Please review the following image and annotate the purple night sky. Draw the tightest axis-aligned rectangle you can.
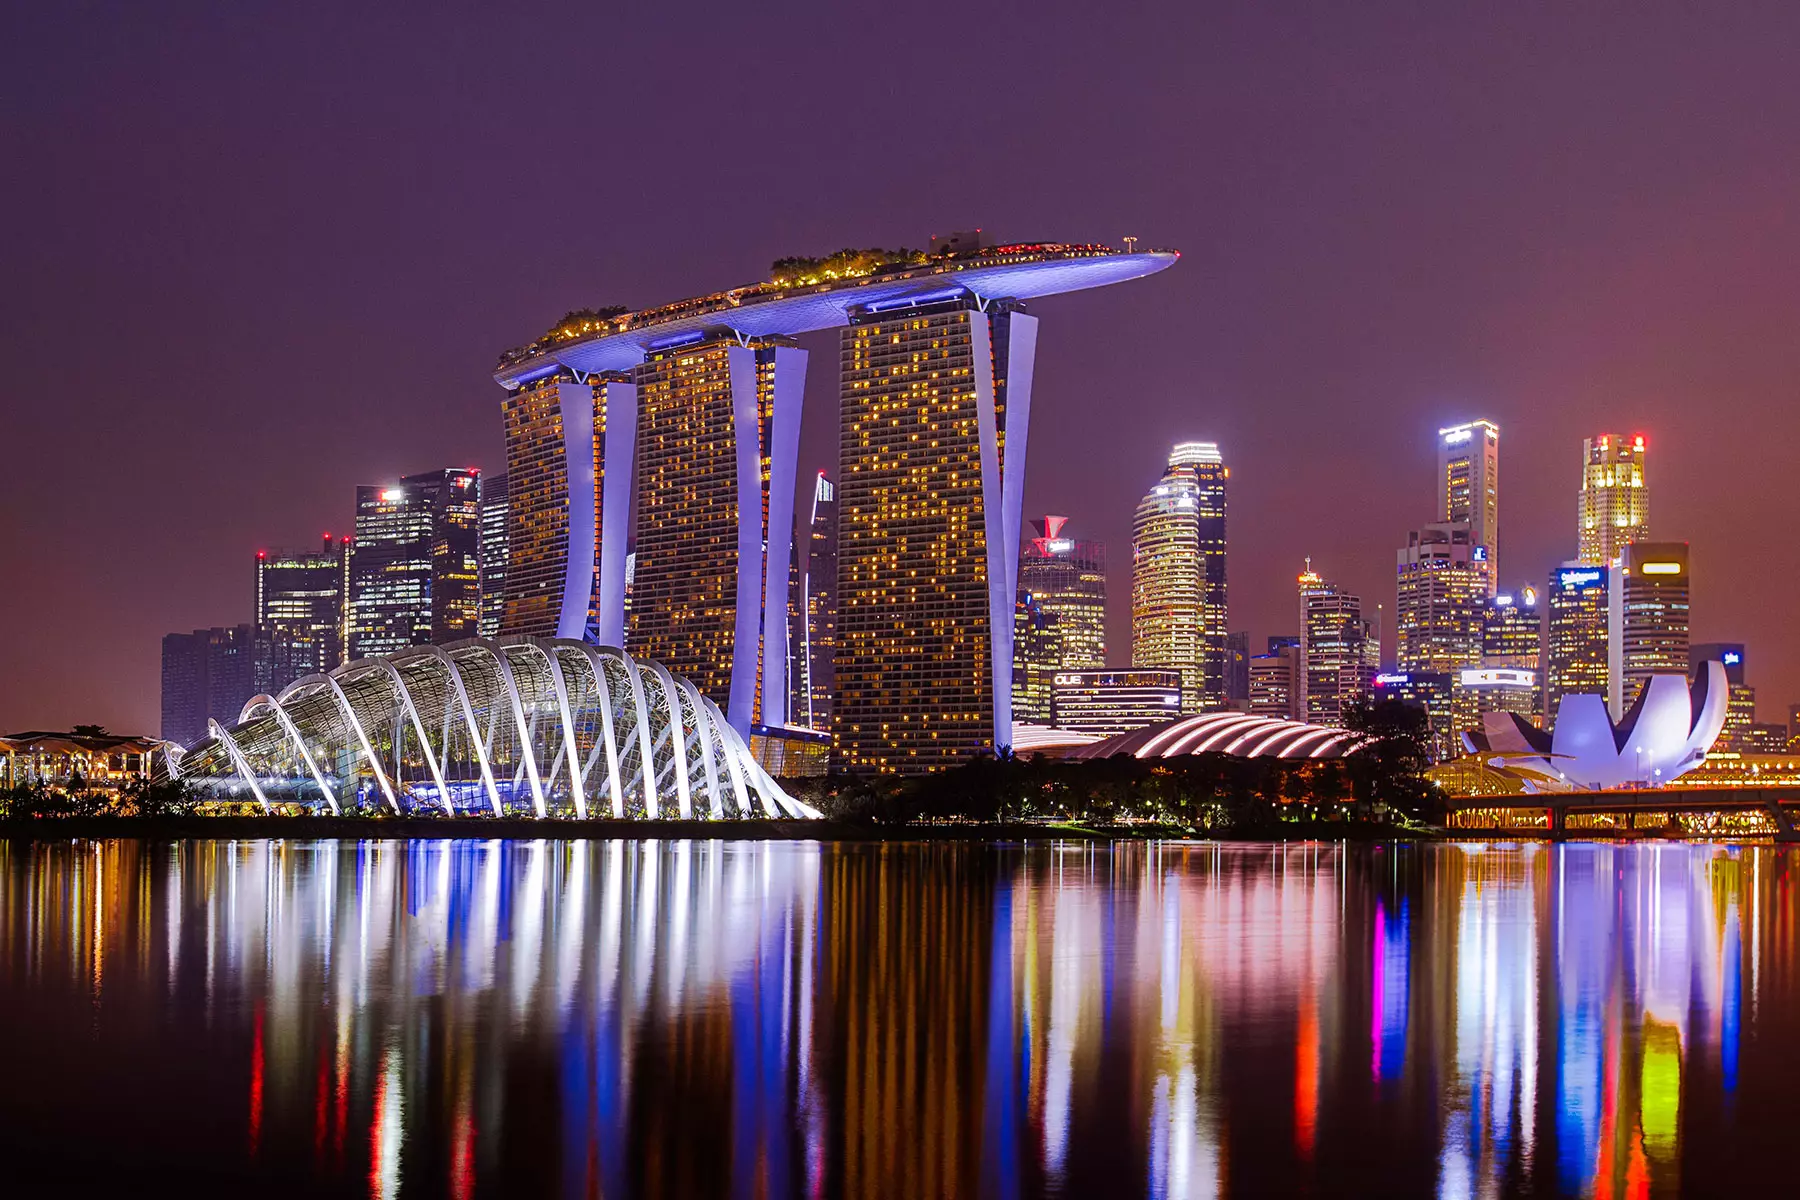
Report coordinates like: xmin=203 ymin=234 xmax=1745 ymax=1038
xmin=5 ymin=2 xmax=1800 ymax=735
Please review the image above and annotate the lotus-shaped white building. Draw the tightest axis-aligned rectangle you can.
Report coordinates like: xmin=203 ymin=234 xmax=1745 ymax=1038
xmin=1463 ymin=663 xmax=1728 ymax=792
xmin=158 ymin=638 xmax=817 ymax=819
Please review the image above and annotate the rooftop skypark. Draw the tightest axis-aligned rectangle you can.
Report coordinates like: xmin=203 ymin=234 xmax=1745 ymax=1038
xmin=493 ymin=239 xmax=1176 ymax=378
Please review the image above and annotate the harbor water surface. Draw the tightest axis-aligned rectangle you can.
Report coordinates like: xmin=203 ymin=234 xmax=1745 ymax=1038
xmin=0 ymin=839 xmax=1789 ymax=1197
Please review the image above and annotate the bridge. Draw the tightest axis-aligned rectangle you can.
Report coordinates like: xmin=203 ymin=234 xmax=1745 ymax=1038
xmin=1446 ymin=785 xmax=1800 ymax=839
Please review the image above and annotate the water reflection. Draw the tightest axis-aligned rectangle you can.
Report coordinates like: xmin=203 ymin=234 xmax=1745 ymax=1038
xmin=0 ymin=839 xmax=1789 ymax=1197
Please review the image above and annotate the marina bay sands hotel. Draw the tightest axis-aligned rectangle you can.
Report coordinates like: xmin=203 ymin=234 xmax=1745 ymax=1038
xmin=491 ymin=236 xmax=1177 ymax=772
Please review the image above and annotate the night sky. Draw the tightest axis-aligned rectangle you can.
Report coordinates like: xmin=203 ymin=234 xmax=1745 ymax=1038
xmin=6 ymin=1 xmax=1800 ymax=735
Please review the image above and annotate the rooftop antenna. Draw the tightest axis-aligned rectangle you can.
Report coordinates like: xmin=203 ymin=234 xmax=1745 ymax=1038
xmin=1122 ymin=235 xmax=1139 ymax=254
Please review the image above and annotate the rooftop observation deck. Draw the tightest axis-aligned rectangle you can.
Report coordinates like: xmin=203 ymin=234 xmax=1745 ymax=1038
xmin=493 ymin=242 xmax=1179 ymax=388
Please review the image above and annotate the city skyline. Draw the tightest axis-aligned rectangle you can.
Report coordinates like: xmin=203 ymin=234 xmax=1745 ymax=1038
xmin=8 ymin=4 xmax=1800 ymax=733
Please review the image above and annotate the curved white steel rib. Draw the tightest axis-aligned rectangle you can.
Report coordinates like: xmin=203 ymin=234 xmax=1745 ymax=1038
xmin=700 ymin=694 xmax=754 ymax=816
xmin=242 ymin=695 xmax=340 ymax=813
xmin=644 ymin=663 xmax=693 ymax=819
xmin=679 ymin=677 xmax=725 ymax=819
xmin=527 ymin=641 xmax=588 ymax=817
xmin=487 ymin=643 xmax=548 ymax=818
xmin=371 ymin=658 xmax=454 ymax=814
xmin=324 ymin=673 xmax=399 ymax=811
xmin=413 ymin=645 xmax=504 ymax=815
xmin=209 ymin=718 xmax=272 ymax=812
xmin=572 ymin=645 xmax=626 ymax=818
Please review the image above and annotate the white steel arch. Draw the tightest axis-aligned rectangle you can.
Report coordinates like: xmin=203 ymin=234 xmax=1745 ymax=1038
xmin=160 ymin=638 xmax=811 ymax=820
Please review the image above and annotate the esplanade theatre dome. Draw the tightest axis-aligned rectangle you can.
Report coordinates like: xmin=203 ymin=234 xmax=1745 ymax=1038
xmin=158 ymin=638 xmax=816 ymax=819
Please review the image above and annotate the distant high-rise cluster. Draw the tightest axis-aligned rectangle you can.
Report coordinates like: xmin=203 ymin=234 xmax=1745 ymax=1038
xmin=1131 ymin=442 xmax=1228 ymax=710
xmin=155 ymin=233 xmax=1777 ymax=780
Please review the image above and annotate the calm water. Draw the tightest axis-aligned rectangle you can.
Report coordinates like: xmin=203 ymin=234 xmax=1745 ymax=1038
xmin=0 ymin=839 xmax=1791 ymax=1197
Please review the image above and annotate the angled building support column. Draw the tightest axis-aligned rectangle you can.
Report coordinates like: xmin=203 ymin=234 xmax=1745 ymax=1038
xmin=595 ymin=380 xmax=636 ymax=646
xmin=758 ymin=346 xmax=808 ymax=731
xmin=555 ymin=381 xmax=601 ymax=640
xmin=970 ymin=308 xmax=1038 ymax=757
xmin=725 ymin=346 xmax=766 ymax=735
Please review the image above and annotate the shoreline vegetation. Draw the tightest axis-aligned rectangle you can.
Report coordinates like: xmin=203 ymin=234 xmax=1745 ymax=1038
xmin=1 ymin=712 xmax=1444 ymax=840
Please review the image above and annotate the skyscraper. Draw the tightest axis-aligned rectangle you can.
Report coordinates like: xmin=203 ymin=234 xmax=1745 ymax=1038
xmin=160 ymin=624 xmax=277 ymax=746
xmin=478 ymin=471 xmax=508 ymax=638
xmin=1190 ymin=445 xmax=1229 ymax=703
xmin=628 ymin=334 xmax=805 ymax=730
xmin=1014 ymin=515 xmax=1107 ymax=723
xmin=789 ymin=470 xmax=838 ymax=731
xmin=1437 ymin=420 xmax=1499 ymax=593
xmin=1299 ymin=565 xmax=1369 ymax=725
xmin=500 ymin=369 xmax=635 ymax=640
xmin=349 ymin=468 xmax=481 ymax=659
xmin=1132 ymin=443 xmax=1226 ymax=709
xmin=1019 ymin=516 xmax=1107 ymax=666
xmin=1394 ymin=521 xmax=1488 ymax=675
xmin=1618 ymin=541 xmax=1690 ymax=708
xmin=1546 ymin=562 xmax=1615 ymax=722
xmin=834 ymin=294 xmax=1037 ymax=772
xmin=1578 ymin=433 xmax=1650 ymax=565
xmin=254 ymin=535 xmax=350 ymax=687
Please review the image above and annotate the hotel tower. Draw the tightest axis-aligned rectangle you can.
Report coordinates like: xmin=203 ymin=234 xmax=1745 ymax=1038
xmin=834 ymin=295 xmax=1037 ymax=772
xmin=630 ymin=335 xmax=806 ymax=729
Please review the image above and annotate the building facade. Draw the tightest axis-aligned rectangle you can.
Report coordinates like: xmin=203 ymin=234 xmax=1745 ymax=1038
xmin=1453 ymin=667 xmax=1541 ymax=737
xmin=349 ymin=469 xmax=482 ymax=660
xmin=1248 ymin=644 xmax=1302 ymax=719
xmin=628 ymin=335 xmax=805 ymax=731
xmin=254 ymin=534 xmax=350 ymax=687
xmin=160 ymin=624 xmax=276 ymax=746
xmin=834 ymin=295 xmax=1038 ymax=772
xmin=1013 ymin=515 xmax=1107 ymax=724
xmin=1546 ymin=563 xmax=1615 ymax=723
xmin=1049 ymin=669 xmax=1183 ymax=736
xmin=1395 ymin=521 xmax=1488 ymax=675
xmin=1691 ymin=642 xmax=1750 ymax=750
xmin=478 ymin=471 xmax=508 ymax=638
xmin=1436 ymin=420 xmax=1499 ymax=593
xmin=1131 ymin=442 xmax=1226 ymax=710
xmin=1300 ymin=567 xmax=1370 ymax=726
xmin=789 ymin=470 xmax=838 ymax=731
xmin=1578 ymin=433 xmax=1650 ymax=565
xmin=1618 ymin=541 xmax=1690 ymax=709
xmin=1481 ymin=586 xmax=1543 ymax=722
xmin=500 ymin=370 xmax=635 ymax=640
